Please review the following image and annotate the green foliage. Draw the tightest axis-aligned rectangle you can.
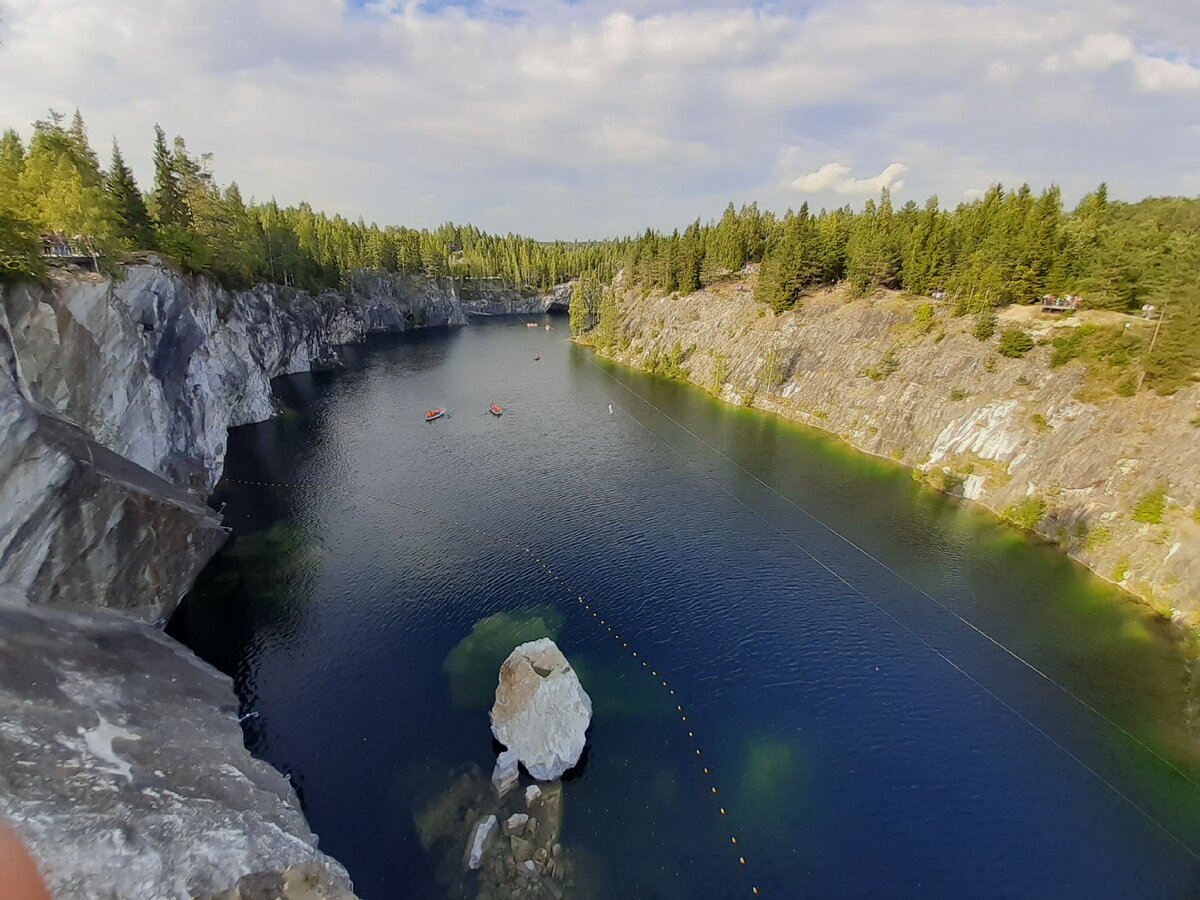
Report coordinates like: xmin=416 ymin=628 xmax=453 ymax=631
xmin=711 ymin=352 xmax=730 ymax=392
xmin=1131 ymin=484 xmax=1168 ymax=524
xmin=997 ymin=328 xmax=1034 ymax=357
xmin=863 ymin=347 xmax=899 ymax=381
xmin=1111 ymin=556 xmax=1131 ymax=582
xmin=1030 ymin=413 xmax=1051 ymax=432
xmin=973 ymin=308 xmax=997 ymax=341
xmin=104 ymin=139 xmax=154 ymax=249
xmin=1082 ymin=523 xmax=1111 ymax=550
xmin=0 ymin=208 xmax=44 ymax=280
xmin=1002 ymin=497 xmax=1047 ymax=531
xmin=948 ymin=388 xmax=968 ymax=401
xmin=2 ymin=108 xmax=1199 ymax=375
xmin=912 ymin=302 xmax=935 ymax=333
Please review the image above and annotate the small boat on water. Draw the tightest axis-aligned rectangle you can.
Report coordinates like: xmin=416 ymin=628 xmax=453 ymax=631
xmin=424 ymin=408 xmax=446 ymax=422
xmin=533 ymin=352 xmax=541 ymax=361
xmin=526 ymin=322 xmax=537 ymax=328
xmin=545 ymin=324 xmax=551 ymax=331
xmin=488 ymin=403 xmax=503 ymax=416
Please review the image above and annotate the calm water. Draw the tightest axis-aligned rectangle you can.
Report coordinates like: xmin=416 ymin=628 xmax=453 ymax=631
xmin=170 ymin=316 xmax=1200 ymax=899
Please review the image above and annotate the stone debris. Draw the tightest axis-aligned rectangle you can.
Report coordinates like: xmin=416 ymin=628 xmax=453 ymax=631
xmin=504 ymin=813 xmax=529 ymax=835
xmin=412 ymin=764 xmax=578 ymax=899
xmin=465 ymin=815 xmax=497 ymax=870
xmin=490 ymin=639 xmax=592 ymax=781
xmin=492 ymin=748 xmax=520 ymax=798
xmin=525 ymin=785 xmax=543 ymax=808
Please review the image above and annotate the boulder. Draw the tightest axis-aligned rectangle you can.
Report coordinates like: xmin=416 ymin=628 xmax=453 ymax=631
xmin=464 ymin=815 xmax=497 ymax=871
xmin=503 ymin=813 xmax=529 ymax=835
xmin=491 ymin=749 xmax=520 ymax=798
xmin=510 ymin=835 xmax=534 ymax=864
xmin=525 ymin=785 xmax=543 ymax=808
xmin=490 ymin=639 xmax=592 ymax=781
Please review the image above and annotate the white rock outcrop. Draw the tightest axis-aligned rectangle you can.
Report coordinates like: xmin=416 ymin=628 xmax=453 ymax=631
xmin=490 ymin=639 xmax=592 ymax=781
xmin=465 ymin=815 xmax=497 ymax=871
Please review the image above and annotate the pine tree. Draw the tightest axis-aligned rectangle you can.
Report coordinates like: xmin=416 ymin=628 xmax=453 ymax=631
xmin=0 ymin=129 xmax=26 ymax=203
xmin=152 ymin=125 xmax=187 ymax=229
xmin=104 ymin=139 xmax=154 ymax=249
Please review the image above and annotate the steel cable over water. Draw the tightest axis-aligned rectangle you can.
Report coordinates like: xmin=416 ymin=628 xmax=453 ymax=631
xmin=578 ymin=352 xmax=1200 ymax=863
xmin=223 ymin=476 xmax=764 ymax=896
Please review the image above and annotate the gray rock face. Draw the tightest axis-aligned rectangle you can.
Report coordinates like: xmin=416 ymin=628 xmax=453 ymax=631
xmin=457 ymin=280 xmax=573 ymax=317
xmin=0 ymin=597 xmax=353 ymax=899
xmin=0 ymin=300 xmax=226 ymax=619
xmin=0 ymin=265 xmax=570 ymax=619
xmin=490 ymin=639 xmax=592 ymax=781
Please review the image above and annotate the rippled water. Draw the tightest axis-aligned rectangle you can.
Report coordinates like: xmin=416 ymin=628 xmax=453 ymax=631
xmin=170 ymin=316 xmax=1200 ymax=899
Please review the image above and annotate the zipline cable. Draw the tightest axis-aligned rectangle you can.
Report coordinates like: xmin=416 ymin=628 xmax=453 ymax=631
xmin=579 ymin=355 xmax=1200 ymax=862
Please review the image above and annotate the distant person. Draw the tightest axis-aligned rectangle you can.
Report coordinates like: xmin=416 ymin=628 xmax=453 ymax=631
xmin=0 ymin=821 xmax=50 ymax=900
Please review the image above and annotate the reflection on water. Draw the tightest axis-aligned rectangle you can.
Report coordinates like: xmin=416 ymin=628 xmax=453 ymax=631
xmin=170 ymin=321 xmax=1200 ymax=899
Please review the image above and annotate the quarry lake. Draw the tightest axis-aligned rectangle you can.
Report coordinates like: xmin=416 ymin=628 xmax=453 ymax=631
xmin=170 ymin=315 xmax=1200 ymax=899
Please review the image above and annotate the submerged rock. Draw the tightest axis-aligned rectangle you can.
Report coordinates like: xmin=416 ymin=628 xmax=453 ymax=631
xmin=525 ymin=785 xmax=543 ymax=808
xmin=465 ymin=815 xmax=497 ymax=870
xmin=492 ymin=748 xmax=520 ymax=798
xmin=504 ymin=813 xmax=529 ymax=835
xmin=490 ymin=639 xmax=592 ymax=781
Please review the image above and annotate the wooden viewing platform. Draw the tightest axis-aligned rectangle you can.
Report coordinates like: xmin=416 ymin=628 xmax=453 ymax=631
xmin=40 ymin=236 xmax=100 ymax=269
xmin=1041 ymin=294 xmax=1081 ymax=312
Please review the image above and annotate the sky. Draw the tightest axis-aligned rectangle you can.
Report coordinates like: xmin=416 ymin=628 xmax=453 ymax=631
xmin=1 ymin=0 xmax=1198 ymax=239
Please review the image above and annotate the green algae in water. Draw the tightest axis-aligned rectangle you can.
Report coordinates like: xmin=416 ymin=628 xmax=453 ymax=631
xmin=442 ymin=606 xmax=565 ymax=708
xmin=209 ymin=523 xmax=323 ymax=606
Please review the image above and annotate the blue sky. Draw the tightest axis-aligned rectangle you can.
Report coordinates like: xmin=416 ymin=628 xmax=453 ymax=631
xmin=1 ymin=0 xmax=1197 ymax=238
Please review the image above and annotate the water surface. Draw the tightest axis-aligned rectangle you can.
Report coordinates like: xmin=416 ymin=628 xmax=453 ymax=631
xmin=171 ymin=316 xmax=1200 ymax=898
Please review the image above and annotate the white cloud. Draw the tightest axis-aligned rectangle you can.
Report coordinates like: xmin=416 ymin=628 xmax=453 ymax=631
xmin=0 ymin=0 xmax=1196 ymax=237
xmin=1133 ymin=56 xmax=1200 ymax=94
xmin=1044 ymin=29 xmax=1200 ymax=95
xmin=790 ymin=162 xmax=908 ymax=197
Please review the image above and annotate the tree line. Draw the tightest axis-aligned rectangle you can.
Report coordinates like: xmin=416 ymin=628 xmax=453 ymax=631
xmin=0 ymin=110 xmax=624 ymax=291
xmin=582 ymin=188 xmax=1199 ymax=393
xmin=2 ymin=110 xmax=1196 ymax=392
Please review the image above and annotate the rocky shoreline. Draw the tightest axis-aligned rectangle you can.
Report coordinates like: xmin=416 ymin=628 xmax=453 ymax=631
xmin=582 ymin=274 xmax=1200 ymax=627
xmin=0 ymin=264 xmax=567 ymax=898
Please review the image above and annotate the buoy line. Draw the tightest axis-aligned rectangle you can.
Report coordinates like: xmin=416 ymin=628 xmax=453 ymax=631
xmin=579 ymin=356 xmax=1200 ymax=863
xmin=222 ymin=476 xmax=763 ymax=895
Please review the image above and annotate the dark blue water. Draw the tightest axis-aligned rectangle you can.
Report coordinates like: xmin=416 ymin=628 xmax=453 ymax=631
xmin=170 ymin=316 xmax=1200 ymax=899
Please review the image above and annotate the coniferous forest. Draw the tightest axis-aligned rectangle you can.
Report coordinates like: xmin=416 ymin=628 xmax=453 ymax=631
xmin=1 ymin=111 xmax=1197 ymax=392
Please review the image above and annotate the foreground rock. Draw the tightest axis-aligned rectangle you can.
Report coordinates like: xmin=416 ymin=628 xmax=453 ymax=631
xmin=0 ymin=597 xmax=352 ymax=899
xmin=490 ymin=639 xmax=592 ymax=781
xmin=413 ymin=765 xmax=582 ymax=899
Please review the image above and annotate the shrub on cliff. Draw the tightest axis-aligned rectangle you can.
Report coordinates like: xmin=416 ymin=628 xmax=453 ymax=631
xmin=973 ymin=308 xmax=997 ymax=341
xmin=1002 ymin=497 xmax=1047 ymax=531
xmin=997 ymin=328 xmax=1034 ymax=358
xmin=1131 ymin=484 xmax=1167 ymax=524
